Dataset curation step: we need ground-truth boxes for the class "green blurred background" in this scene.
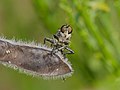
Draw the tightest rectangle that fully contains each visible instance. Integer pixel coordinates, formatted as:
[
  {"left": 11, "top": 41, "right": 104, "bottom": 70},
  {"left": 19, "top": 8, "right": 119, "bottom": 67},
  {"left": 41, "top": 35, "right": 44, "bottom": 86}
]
[{"left": 0, "top": 0, "right": 120, "bottom": 90}]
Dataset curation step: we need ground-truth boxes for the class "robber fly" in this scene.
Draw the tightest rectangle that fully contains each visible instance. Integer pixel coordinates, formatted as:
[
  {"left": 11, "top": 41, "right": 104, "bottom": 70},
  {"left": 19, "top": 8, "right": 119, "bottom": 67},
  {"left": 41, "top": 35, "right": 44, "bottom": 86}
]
[{"left": 44, "top": 24, "right": 74, "bottom": 58}]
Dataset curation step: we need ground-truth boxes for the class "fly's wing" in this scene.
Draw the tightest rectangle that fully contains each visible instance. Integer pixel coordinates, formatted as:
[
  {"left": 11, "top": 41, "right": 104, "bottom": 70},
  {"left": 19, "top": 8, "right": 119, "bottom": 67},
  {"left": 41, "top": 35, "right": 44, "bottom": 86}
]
[{"left": 0, "top": 39, "right": 73, "bottom": 79}]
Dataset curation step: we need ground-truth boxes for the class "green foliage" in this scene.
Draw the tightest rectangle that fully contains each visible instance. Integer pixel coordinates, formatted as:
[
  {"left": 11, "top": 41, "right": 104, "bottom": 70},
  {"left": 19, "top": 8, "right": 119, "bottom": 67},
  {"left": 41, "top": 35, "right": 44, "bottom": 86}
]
[
  {"left": 33, "top": 0, "right": 120, "bottom": 82},
  {"left": 0, "top": 0, "right": 120, "bottom": 90}
]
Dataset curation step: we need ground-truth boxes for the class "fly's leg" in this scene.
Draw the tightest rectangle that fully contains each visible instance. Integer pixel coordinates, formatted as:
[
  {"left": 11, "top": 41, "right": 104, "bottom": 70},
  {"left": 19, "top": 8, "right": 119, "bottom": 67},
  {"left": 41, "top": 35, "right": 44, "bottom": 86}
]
[
  {"left": 43, "top": 37, "right": 61, "bottom": 55},
  {"left": 51, "top": 46, "right": 66, "bottom": 55},
  {"left": 53, "top": 46, "right": 74, "bottom": 58},
  {"left": 64, "top": 47, "right": 74, "bottom": 56},
  {"left": 51, "top": 46, "right": 74, "bottom": 58},
  {"left": 66, "top": 47, "right": 74, "bottom": 54},
  {"left": 44, "top": 38, "right": 54, "bottom": 45},
  {"left": 51, "top": 46, "right": 56, "bottom": 55},
  {"left": 51, "top": 46, "right": 65, "bottom": 54},
  {"left": 44, "top": 37, "right": 56, "bottom": 55}
]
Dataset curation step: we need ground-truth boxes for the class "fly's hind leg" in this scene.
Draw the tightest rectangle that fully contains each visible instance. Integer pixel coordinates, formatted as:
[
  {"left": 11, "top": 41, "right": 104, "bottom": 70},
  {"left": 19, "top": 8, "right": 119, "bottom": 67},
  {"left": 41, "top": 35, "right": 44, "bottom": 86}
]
[
  {"left": 66, "top": 47, "right": 74, "bottom": 54},
  {"left": 63, "top": 47, "right": 74, "bottom": 56}
]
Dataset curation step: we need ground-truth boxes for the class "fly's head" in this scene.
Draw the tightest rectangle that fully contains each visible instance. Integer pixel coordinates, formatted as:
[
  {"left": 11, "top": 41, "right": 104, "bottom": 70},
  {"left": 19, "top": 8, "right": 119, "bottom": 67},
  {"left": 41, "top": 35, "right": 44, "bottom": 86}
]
[{"left": 54, "top": 25, "right": 73, "bottom": 45}]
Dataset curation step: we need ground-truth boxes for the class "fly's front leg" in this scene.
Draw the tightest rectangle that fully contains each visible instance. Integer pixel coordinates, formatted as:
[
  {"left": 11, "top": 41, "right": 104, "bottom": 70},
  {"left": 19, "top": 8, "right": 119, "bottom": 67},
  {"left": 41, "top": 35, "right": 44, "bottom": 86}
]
[
  {"left": 44, "top": 37, "right": 54, "bottom": 45},
  {"left": 51, "top": 45, "right": 66, "bottom": 55},
  {"left": 52, "top": 46, "right": 74, "bottom": 58}
]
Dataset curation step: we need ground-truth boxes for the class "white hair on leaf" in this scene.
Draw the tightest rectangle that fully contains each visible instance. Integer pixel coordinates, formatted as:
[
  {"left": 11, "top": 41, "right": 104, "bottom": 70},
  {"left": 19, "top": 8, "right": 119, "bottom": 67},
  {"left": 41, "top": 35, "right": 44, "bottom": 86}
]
[{"left": 0, "top": 37, "right": 73, "bottom": 80}]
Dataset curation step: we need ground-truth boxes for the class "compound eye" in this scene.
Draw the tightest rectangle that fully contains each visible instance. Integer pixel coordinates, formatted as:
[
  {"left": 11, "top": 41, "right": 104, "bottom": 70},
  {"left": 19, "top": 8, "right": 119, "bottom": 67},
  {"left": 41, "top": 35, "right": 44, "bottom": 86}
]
[
  {"left": 67, "top": 26, "right": 72, "bottom": 34},
  {"left": 60, "top": 25, "right": 67, "bottom": 33}
]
